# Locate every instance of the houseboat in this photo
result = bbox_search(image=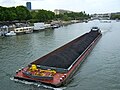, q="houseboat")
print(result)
[14,27,33,34]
